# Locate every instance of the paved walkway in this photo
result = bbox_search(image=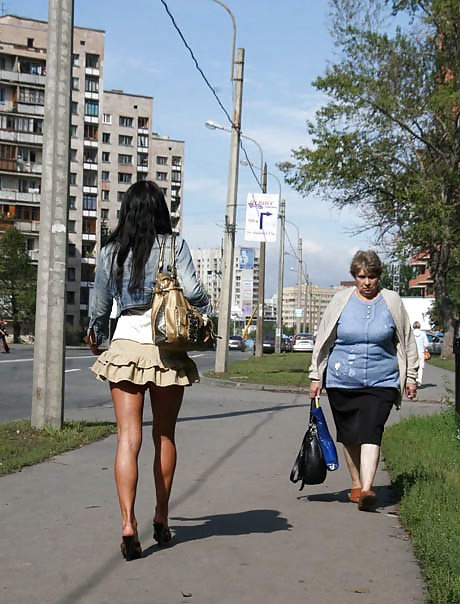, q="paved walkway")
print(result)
[0,362,453,604]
